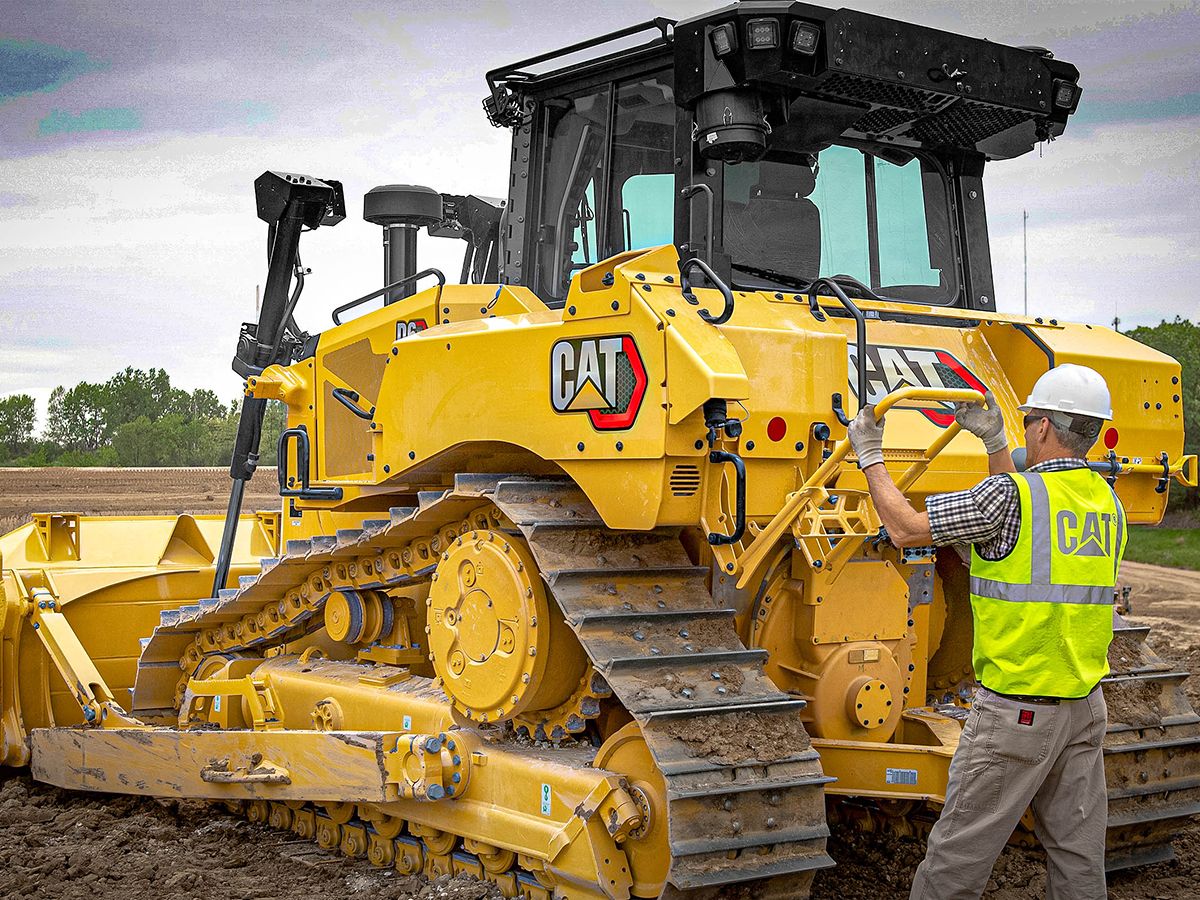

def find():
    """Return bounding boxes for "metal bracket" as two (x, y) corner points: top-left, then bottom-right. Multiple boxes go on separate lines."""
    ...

(385, 731), (472, 801)
(28, 586), (143, 729)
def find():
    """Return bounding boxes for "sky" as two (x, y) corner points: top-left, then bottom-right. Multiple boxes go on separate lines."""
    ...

(2, 0), (1198, 424)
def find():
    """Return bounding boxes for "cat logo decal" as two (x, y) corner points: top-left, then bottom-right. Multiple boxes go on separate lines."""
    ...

(550, 335), (647, 431)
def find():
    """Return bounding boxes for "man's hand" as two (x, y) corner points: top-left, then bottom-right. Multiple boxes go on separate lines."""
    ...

(954, 390), (1007, 454)
(849, 405), (885, 469)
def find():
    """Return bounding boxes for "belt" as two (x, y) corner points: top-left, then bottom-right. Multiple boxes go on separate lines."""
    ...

(981, 683), (1102, 705)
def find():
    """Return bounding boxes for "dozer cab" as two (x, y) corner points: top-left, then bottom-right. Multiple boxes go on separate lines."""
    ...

(2, 4), (1197, 898)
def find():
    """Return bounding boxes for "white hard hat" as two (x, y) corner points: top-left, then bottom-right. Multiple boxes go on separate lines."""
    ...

(1019, 364), (1112, 420)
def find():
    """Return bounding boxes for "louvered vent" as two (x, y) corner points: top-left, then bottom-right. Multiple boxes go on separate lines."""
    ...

(669, 464), (701, 497)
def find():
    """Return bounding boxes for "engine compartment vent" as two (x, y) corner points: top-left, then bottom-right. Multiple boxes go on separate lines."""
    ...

(669, 464), (701, 497)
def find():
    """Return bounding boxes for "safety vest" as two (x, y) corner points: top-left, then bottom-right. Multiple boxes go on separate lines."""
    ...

(968, 468), (1127, 698)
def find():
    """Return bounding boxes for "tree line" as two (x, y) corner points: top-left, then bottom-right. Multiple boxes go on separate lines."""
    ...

(0, 367), (285, 468)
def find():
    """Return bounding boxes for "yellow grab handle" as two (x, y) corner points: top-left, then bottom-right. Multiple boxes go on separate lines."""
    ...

(734, 386), (986, 588)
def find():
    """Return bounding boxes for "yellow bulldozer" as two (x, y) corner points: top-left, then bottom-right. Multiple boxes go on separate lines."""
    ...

(1, 4), (1197, 898)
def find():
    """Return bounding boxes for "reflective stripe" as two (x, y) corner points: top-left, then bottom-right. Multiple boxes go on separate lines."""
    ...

(1022, 472), (1051, 585)
(969, 576), (1113, 605)
(1109, 485), (1125, 581)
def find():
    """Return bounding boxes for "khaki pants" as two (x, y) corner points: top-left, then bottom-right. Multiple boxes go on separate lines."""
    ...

(910, 686), (1108, 900)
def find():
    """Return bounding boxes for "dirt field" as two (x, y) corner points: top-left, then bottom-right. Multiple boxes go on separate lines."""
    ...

(0, 467), (280, 536)
(0, 471), (1196, 898)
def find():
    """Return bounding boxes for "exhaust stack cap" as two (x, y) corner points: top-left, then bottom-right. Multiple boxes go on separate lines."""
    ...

(364, 184), (443, 228)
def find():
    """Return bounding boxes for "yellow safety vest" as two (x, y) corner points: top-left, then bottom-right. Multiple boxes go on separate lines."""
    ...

(968, 468), (1127, 698)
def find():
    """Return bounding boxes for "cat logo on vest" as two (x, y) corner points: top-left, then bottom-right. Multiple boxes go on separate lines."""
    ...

(848, 344), (988, 427)
(1056, 510), (1117, 558)
(550, 335), (647, 431)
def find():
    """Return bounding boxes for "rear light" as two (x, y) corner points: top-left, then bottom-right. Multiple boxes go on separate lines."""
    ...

(709, 23), (738, 58)
(1052, 78), (1080, 110)
(767, 417), (787, 442)
(1103, 427), (1119, 450)
(789, 21), (820, 55)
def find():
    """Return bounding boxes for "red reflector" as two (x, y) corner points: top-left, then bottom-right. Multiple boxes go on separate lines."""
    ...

(1103, 427), (1119, 449)
(767, 417), (787, 442)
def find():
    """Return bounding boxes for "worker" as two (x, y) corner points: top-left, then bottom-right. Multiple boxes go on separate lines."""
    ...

(847, 364), (1126, 900)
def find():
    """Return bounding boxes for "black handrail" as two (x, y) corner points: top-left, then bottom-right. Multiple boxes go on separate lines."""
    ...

(331, 387), (374, 421)
(809, 278), (868, 406)
(680, 183), (713, 267)
(277, 426), (343, 501)
(708, 449), (746, 545)
(679, 257), (735, 325)
(485, 18), (674, 91)
(332, 268), (445, 325)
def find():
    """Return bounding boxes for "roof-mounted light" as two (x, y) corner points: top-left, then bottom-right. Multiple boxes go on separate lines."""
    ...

(709, 22), (738, 58)
(789, 21), (821, 55)
(1052, 78), (1080, 110)
(746, 18), (780, 50)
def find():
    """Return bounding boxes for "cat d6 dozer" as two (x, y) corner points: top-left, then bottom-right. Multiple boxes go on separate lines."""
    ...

(2, 3), (1197, 898)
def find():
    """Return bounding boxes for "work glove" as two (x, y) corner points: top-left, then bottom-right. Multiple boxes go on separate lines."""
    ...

(954, 390), (1007, 454)
(848, 405), (885, 469)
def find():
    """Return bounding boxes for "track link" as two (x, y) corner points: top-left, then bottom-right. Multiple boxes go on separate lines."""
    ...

(1100, 623), (1200, 870)
(491, 479), (834, 895)
(133, 475), (834, 897)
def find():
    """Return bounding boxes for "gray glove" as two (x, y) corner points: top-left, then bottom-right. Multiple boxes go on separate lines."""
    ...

(954, 390), (1007, 454)
(848, 405), (885, 469)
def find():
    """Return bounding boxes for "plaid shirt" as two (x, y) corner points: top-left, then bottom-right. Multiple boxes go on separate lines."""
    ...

(925, 458), (1090, 561)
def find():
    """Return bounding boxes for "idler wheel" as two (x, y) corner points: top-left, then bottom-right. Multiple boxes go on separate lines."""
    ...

(593, 723), (669, 898)
(325, 589), (390, 645)
(428, 530), (585, 724)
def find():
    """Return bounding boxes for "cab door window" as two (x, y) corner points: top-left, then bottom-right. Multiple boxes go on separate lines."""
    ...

(608, 72), (675, 253)
(536, 86), (611, 300)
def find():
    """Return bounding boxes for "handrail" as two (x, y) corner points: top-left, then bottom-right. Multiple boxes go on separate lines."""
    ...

(734, 386), (985, 588)
(331, 268), (445, 325)
(809, 277), (868, 406)
(679, 257), (735, 325)
(679, 183), (714, 267)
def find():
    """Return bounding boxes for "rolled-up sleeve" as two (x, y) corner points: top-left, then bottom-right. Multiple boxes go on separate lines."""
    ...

(925, 474), (1018, 548)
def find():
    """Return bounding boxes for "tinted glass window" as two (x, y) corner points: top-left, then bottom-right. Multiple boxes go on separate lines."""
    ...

(609, 73), (675, 253)
(536, 86), (610, 300)
(621, 173), (674, 249)
(723, 146), (955, 303)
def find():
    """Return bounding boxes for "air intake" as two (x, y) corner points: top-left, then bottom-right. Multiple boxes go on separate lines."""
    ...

(669, 464), (702, 497)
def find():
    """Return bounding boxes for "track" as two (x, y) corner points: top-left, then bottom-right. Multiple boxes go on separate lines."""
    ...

(1100, 622), (1200, 870)
(132, 475), (833, 898)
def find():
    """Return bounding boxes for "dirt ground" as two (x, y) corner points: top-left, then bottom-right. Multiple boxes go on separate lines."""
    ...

(0, 471), (1196, 898)
(0, 466), (280, 535)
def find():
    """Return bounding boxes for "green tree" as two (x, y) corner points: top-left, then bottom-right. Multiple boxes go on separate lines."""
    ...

(183, 388), (225, 422)
(111, 416), (160, 466)
(45, 382), (108, 451)
(103, 367), (176, 428)
(0, 394), (36, 461)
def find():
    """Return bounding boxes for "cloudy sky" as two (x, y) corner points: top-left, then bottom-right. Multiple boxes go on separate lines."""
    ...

(2, 1), (1197, 423)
